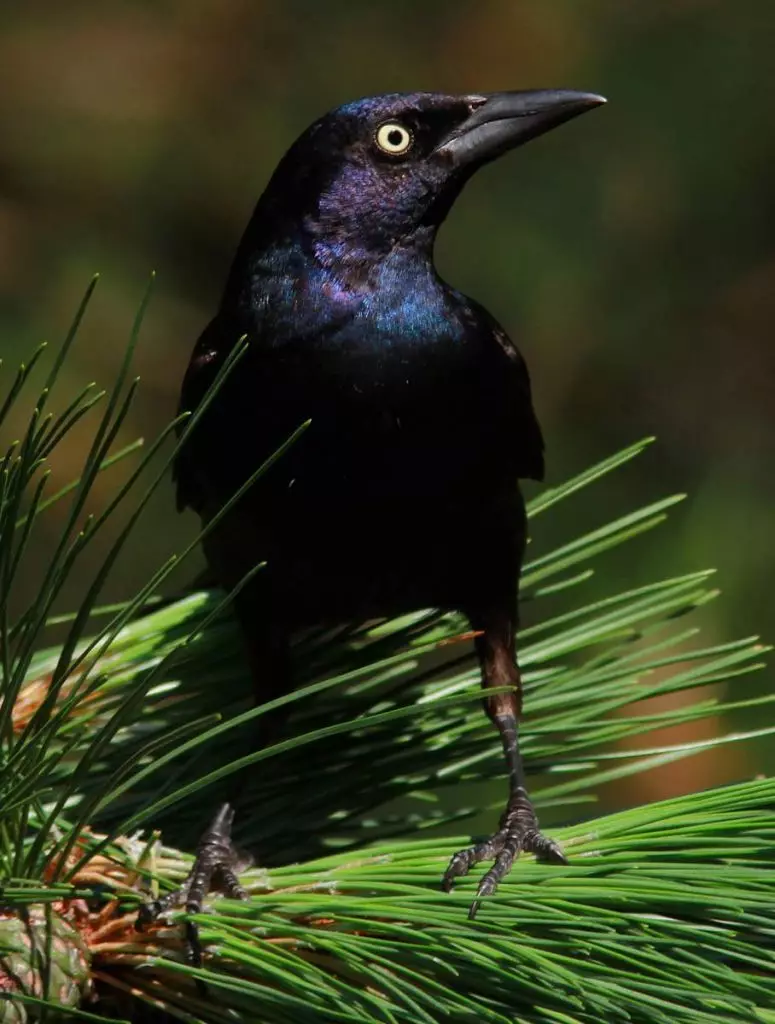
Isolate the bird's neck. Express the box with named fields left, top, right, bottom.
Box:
left=306, top=220, right=439, bottom=271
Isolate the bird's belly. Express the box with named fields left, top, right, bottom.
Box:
left=202, top=329, right=527, bottom=621
left=271, top=488, right=523, bottom=621
left=267, top=414, right=524, bottom=622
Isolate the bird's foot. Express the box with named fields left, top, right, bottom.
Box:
left=442, top=788, right=566, bottom=919
left=136, top=804, right=249, bottom=980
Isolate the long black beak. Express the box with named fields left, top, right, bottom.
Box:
left=437, top=89, right=606, bottom=167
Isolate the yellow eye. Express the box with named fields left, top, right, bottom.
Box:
left=375, top=122, right=413, bottom=156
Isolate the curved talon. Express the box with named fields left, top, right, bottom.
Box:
left=135, top=899, right=161, bottom=932
left=136, top=886, right=189, bottom=931
left=217, top=864, right=248, bottom=900
left=442, top=846, right=479, bottom=890
left=442, top=834, right=504, bottom=891
left=443, top=803, right=566, bottom=916
left=135, top=802, right=249, bottom=989
left=184, top=920, right=203, bottom=969
left=535, top=836, right=568, bottom=865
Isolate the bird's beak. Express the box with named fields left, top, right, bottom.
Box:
left=436, top=89, right=606, bottom=168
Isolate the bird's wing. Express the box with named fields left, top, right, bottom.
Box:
left=489, top=322, right=544, bottom=481
left=456, top=290, right=545, bottom=483
left=174, top=316, right=236, bottom=515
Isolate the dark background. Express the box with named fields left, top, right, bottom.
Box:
left=1, top=0, right=773, bottom=804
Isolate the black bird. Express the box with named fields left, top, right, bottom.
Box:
left=165, top=89, right=605, bottom=924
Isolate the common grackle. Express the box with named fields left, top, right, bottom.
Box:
left=148, top=89, right=606, bottom=933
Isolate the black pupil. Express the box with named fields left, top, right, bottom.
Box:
left=387, top=128, right=404, bottom=147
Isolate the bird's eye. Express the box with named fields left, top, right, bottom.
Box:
left=374, top=122, right=414, bottom=156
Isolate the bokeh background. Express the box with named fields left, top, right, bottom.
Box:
left=1, top=0, right=773, bottom=805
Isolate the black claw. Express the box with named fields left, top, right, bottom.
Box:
left=135, top=899, right=159, bottom=932
left=217, top=865, right=248, bottom=900
left=443, top=795, right=566, bottom=914
left=442, top=833, right=507, bottom=892
left=442, top=847, right=477, bottom=890
left=136, top=885, right=189, bottom=931
left=534, top=838, right=568, bottom=865
left=135, top=802, right=249, bottom=990
left=184, top=920, right=203, bottom=970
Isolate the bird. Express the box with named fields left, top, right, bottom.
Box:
left=149, top=88, right=605, bottom=932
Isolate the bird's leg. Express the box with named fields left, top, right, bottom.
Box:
left=443, top=606, right=566, bottom=917
left=136, top=803, right=249, bottom=980
left=136, top=590, right=292, bottom=976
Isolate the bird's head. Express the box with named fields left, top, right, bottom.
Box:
left=252, top=90, right=605, bottom=265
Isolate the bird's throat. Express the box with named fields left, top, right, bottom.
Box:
left=307, top=217, right=439, bottom=273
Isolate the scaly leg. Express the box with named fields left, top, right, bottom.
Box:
left=136, top=578, right=293, bottom=976
left=443, top=605, right=566, bottom=918
left=137, top=803, right=249, bottom=978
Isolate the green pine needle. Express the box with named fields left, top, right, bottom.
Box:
left=11, top=776, right=773, bottom=1024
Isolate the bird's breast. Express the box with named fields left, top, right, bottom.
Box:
left=208, top=259, right=529, bottom=511
left=256, top=317, right=510, bottom=499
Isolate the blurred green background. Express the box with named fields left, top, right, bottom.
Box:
left=1, top=0, right=773, bottom=803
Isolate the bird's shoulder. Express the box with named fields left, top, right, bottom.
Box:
left=173, top=300, right=341, bottom=515
left=174, top=312, right=250, bottom=514
left=448, top=291, right=545, bottom=481
left=177, top=317, right=230, bottom=419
